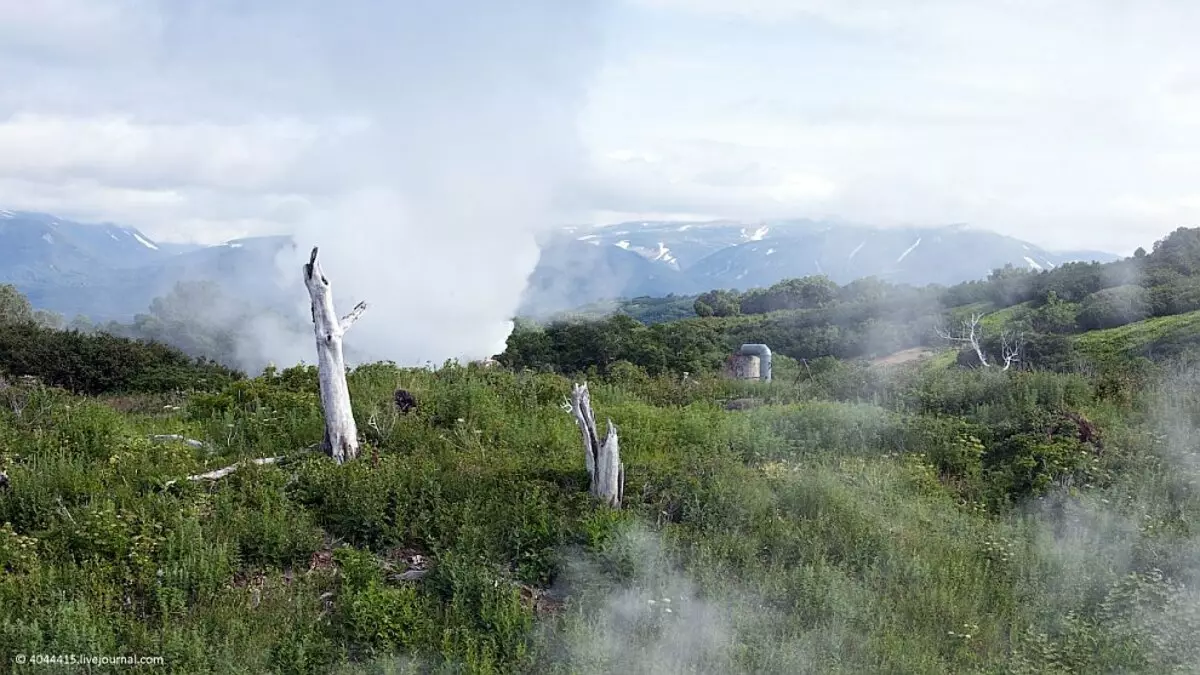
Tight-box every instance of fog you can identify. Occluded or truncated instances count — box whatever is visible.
[0,0,609,369]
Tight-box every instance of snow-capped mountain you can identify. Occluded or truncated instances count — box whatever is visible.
[522,219,1119,313]
[2,209,1120,321]
[0,210,169,283]
[0,211,295,320]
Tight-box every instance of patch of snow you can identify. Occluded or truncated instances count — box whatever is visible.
[1023,256,1044,271]
[896,238,922,262]
[848,241,865,260]
[0,210,14,218]
[765,248,776,256]
[131,232,159,250]
[741,225,770,241]
[651,242,672,262]
[677,224,693,231]
[736,269,749,280]
[108,232,119,241]
[577,234,599,241]
[615,240,631,249]
[1021,244,1030,251]
[42,232,54,244]
[225,242,244,249]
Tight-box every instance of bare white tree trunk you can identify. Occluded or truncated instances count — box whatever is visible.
[936,312,1022,369]
[936,312,990,367]
[999,331,1024,371]
[304,247,367,464]
[936,312,1024,371]
[564,382,624,507]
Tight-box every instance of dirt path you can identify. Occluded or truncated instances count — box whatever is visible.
[871,347,936,366]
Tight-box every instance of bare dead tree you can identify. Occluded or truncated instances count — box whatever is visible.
[936,313,991,367]
[936,313,1025,371]
[998,330,1024,371]
[0,376,30,418]
[304,247,367,464]
[562,382,624,507]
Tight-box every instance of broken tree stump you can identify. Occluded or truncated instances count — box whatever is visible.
[565,382,624,507]
[304,246,367,464]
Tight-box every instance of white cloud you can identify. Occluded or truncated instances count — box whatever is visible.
[593,0,1200,253]
[0,0,609,366]
[0,113,359,193]
[3,0,1200,365]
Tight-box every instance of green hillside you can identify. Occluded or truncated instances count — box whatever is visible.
[1075,310,1200,362]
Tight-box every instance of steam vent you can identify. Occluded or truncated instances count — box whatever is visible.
[725,343,772,382]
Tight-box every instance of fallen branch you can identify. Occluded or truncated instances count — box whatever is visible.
[162,457,282,487]
[149,434,206,449]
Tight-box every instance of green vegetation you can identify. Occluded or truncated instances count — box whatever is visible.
[2,286,1200,673]
[4,229,1200,673]
[503,227,1200,375]
[1075,310,1200,362]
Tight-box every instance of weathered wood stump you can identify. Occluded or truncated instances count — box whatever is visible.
[565,382,624,507]
[304,247,367,464]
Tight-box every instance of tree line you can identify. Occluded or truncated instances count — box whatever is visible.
[502,226,1200,375]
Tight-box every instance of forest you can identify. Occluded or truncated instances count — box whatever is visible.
[1,228,1200,672]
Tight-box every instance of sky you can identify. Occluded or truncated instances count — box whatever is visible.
[583,0,1200,255]
[0,0,611,363]
[1,0,1198,257]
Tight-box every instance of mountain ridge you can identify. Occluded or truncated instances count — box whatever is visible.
[0,209,1119,321]
[520,219,1119,314]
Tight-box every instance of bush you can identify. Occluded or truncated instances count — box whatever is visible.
[1077,286,1150,331]
[0,322,240,395]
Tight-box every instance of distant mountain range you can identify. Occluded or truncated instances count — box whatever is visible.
[0,209,1120,321]
[519,219,1119,315]
[0,210,296,321]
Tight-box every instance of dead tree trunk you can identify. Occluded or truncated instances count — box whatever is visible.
[935,313,1024,371]
[304,247,367,464]
[937,313,990,367]
[565,382,624,507]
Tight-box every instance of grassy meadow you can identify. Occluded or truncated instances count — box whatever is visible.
[3,353,1200,674]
